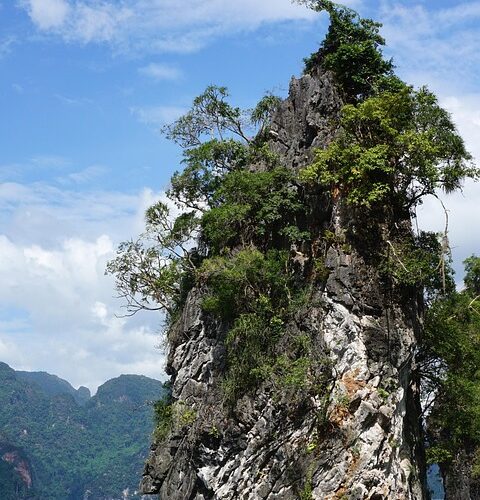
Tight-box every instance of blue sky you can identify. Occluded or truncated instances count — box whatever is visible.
[1,0,479,391]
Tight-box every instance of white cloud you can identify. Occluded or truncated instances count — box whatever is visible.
[380,1,480,91]
[20,0,320,53]
[24,0,70,30]
[440,94,480,163]
[138,62,182,81]
[0,181,168,391]
[416,180,480,283]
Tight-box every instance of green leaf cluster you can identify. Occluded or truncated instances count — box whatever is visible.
[201,166,307,252]
[198,248,311,401]
[382,231,455,301]
[199,248,291,321]
[153,398,174,443]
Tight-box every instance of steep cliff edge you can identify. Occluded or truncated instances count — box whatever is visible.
[140,66,426,499]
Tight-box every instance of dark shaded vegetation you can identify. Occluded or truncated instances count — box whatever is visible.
[422,257,480,472]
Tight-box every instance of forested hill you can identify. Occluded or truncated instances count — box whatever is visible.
[0,362,166,499]
[15,369,91,406]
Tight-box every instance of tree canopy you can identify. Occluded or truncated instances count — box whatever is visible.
[301,86,475,210]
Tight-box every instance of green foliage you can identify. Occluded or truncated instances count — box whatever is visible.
[222,313,282,402]
[163,85,248,147]
[273,355,311,389]
[178,406,197,427]
[250,94,282,139]
[301,87,475,210]
[106,87,293,324]
[197,247,333,403]
[297,1,398,101]
[201,165,307,252]
[464,255,480,295]
[425,446,453,465]
[423,257,480,464]
[200,248,291,321]
[299,480,313,500]
[153,399,197,441]
[0,447,35,500]
[168,139,249,211]
[106,201,199,318]
[471,449,480,479]
[382,231,455,300]
[377,388,390,401]
[153,398,174,442]
[299,463,315,500]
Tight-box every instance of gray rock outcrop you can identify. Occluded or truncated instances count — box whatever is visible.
[141,66,427,499]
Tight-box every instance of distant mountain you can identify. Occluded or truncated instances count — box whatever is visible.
[15,370,91,405]
[0,362,166,499]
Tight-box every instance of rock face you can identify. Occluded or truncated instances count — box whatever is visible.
[0,442,34,497]
[141,67,427,499]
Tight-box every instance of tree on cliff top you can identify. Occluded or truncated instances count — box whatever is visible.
[296,0,401,101]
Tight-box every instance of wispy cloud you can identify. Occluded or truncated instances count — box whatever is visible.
[19,0,320,54]
[138,62,182,82]
[0,36,16,58]
[380,1,480,91]
[22,0,70,30]
[30,154,71,168]
[12,83,24,94]
[54,93,93,106]
[64,165,108,185]
[130,105,186,127]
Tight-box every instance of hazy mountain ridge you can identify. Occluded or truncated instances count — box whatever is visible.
[15,369,91,406]
[0,362,166,499]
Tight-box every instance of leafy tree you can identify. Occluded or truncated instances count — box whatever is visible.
[464,255,480,296]
[107,86,286,321]
[296,0,401,101]
[301,87,475,210]
[106,201,199,317]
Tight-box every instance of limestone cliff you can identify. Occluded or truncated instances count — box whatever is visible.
[141,64,427,499]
